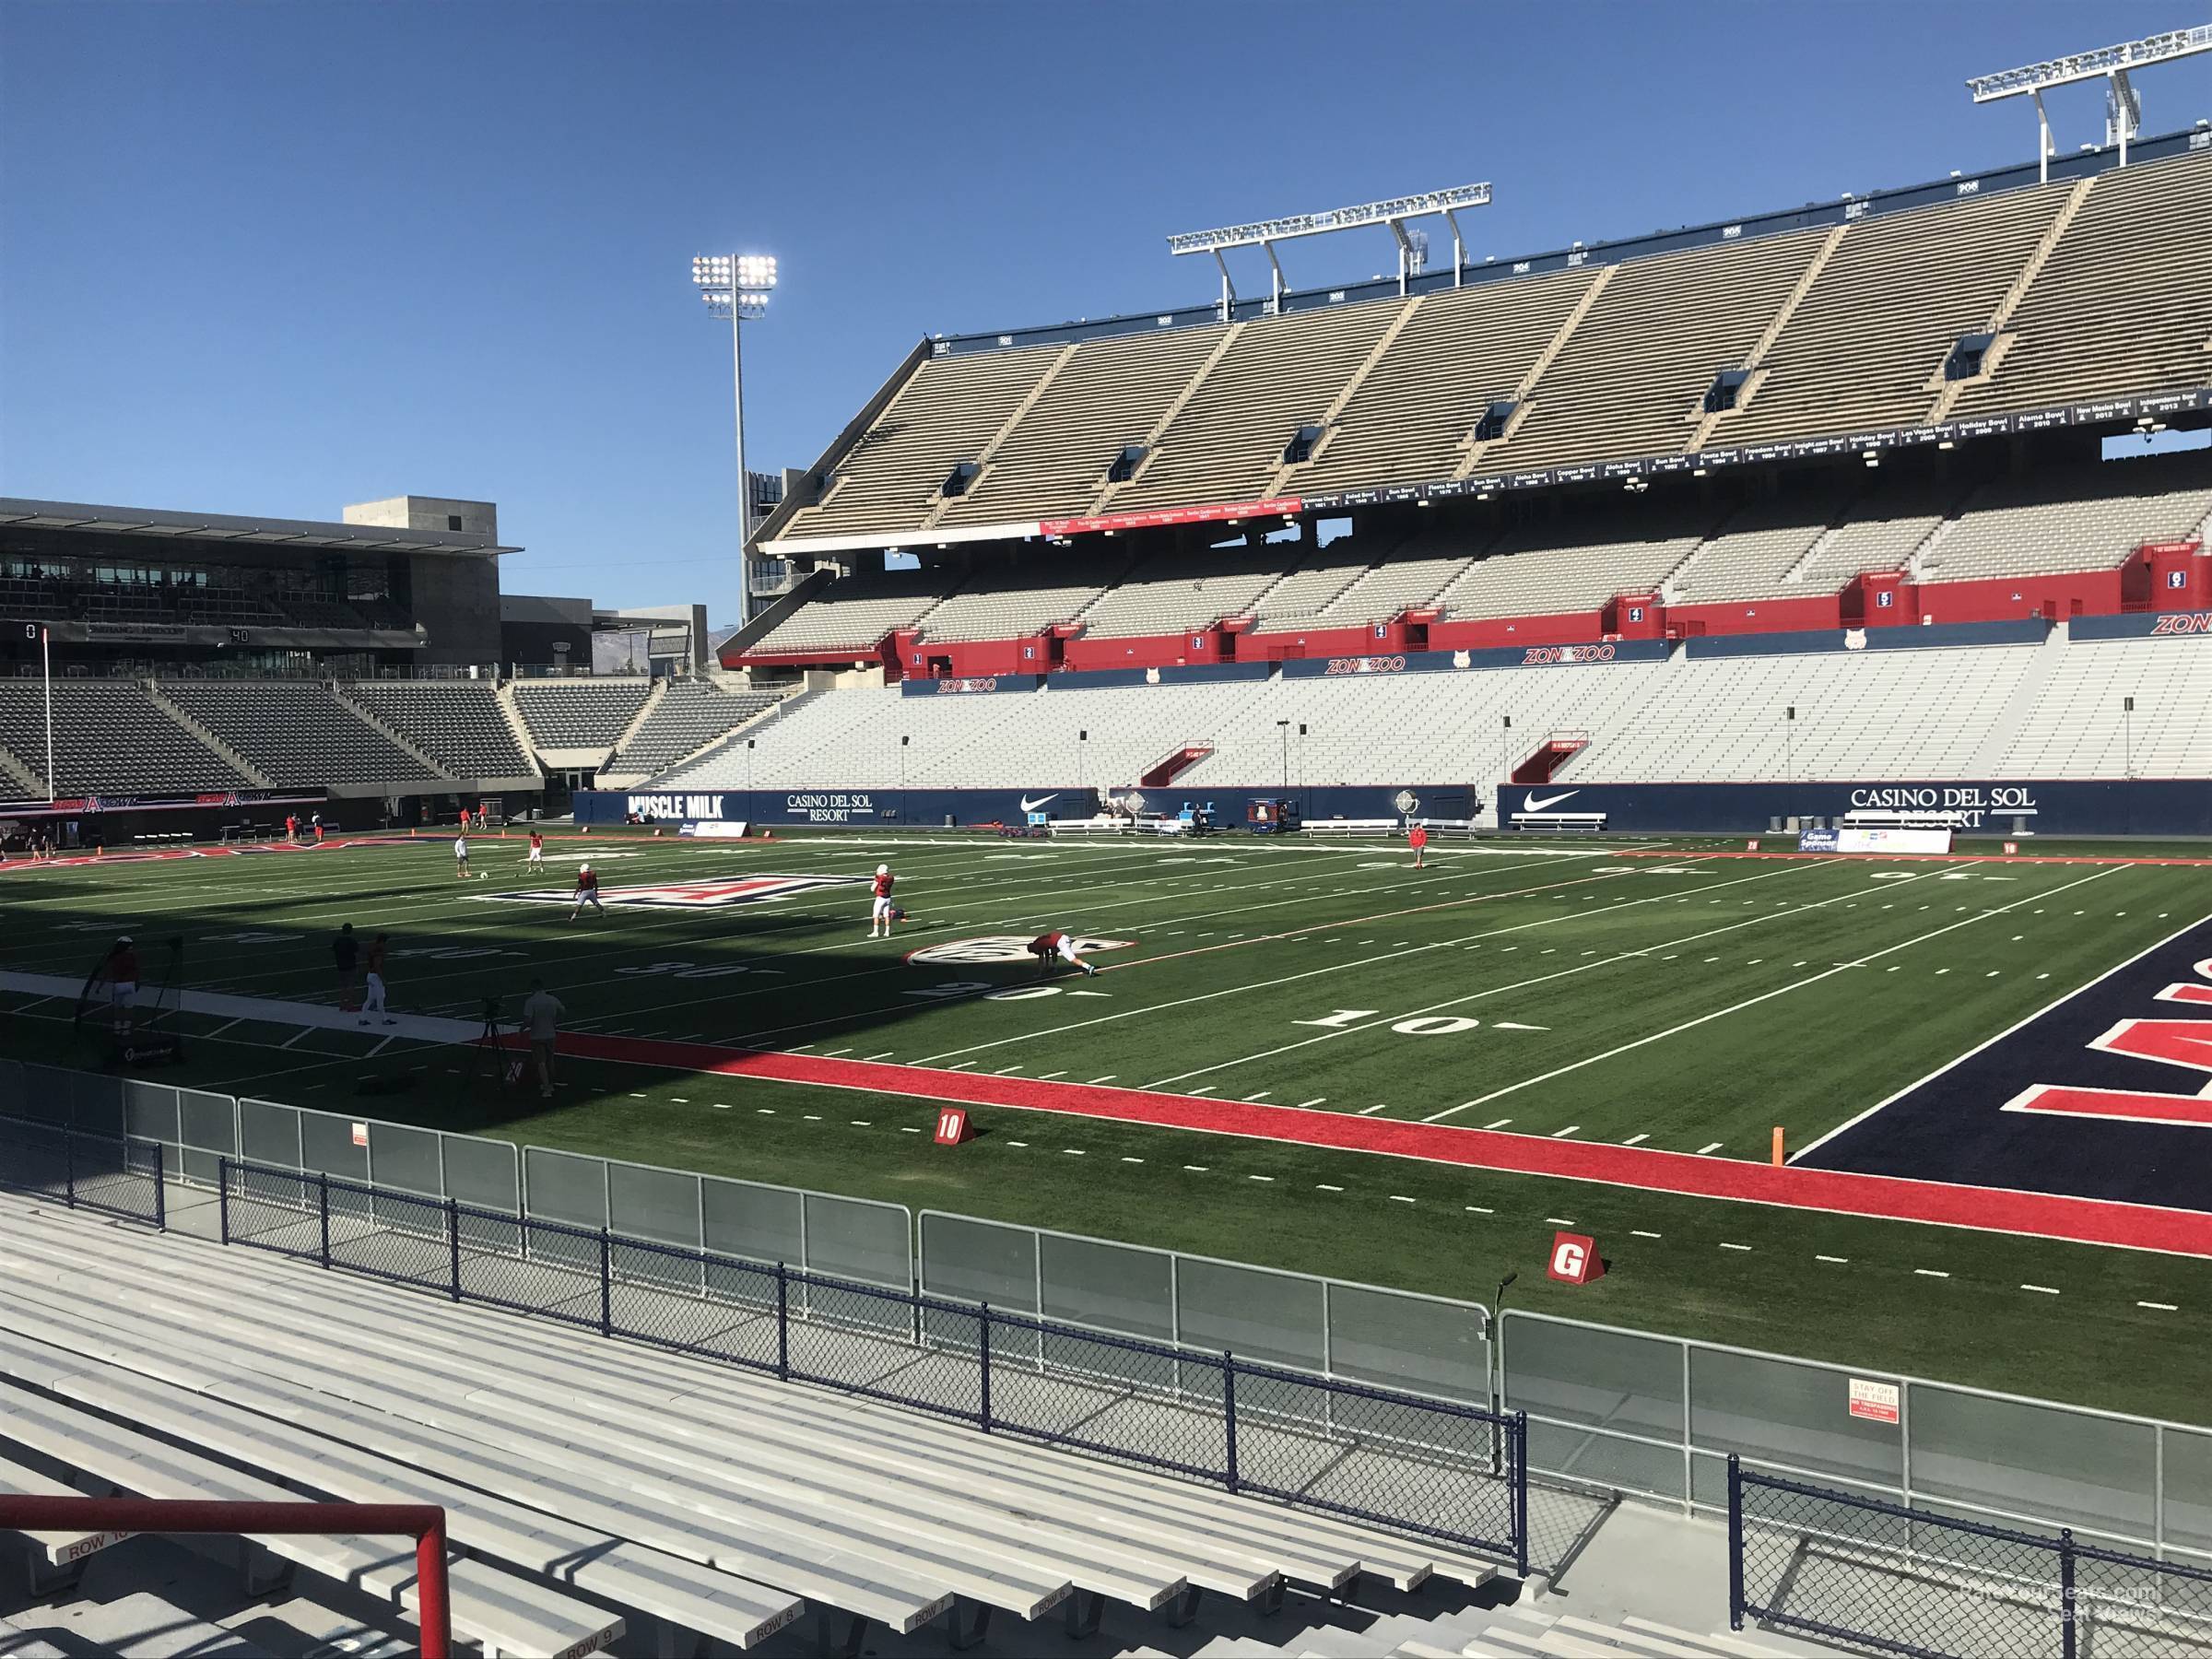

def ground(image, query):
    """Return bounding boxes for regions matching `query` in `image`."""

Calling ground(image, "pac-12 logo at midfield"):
[484,874,863,909]
[906,935,1135,965]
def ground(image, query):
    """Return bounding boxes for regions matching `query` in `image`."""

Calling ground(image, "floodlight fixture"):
[689,250,780,623]
[1967,24,2211,177]
[1167,182,1492,317]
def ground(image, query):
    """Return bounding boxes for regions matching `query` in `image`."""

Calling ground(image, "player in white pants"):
[571,863,604,919]
[1027,930,1098,978]
[869,864,898,937]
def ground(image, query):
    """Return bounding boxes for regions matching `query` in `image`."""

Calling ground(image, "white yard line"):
[1140,859,1858,1089]
[1421,865,2118,1124]
[1790,899,2206,1163]
[909,855,1783,1070]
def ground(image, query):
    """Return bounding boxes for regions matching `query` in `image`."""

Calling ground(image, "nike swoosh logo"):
[1018,794,1057,813]
[1522,791,1579,813]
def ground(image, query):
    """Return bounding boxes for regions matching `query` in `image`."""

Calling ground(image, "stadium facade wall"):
[577,782,1486,829]
[1495,779,2212,837]
[826,564,2186,683]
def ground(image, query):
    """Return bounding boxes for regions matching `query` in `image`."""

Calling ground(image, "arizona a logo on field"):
[905,935,1135,965]
[483,874,863,909]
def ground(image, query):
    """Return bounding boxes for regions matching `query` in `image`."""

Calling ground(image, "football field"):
[5,827,2211,1421]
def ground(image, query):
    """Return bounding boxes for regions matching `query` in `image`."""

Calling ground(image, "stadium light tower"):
[1967,25,2212,179]
[691,253,778,625]
[1168,183,1491,318]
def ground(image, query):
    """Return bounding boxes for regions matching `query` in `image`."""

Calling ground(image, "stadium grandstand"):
[11,20,2212,1657]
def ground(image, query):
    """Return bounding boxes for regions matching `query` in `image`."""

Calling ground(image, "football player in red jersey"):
[869,863,900,938]
[1408,822,1430,868]
[1027,930,1098,979]
[570,863,604,920]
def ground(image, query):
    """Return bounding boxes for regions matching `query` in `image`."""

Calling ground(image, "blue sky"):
[3,2,2206,622]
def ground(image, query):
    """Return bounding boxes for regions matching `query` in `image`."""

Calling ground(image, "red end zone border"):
[549,1032,2212,1260]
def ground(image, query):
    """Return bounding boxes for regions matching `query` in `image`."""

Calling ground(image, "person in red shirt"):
[570,862,603,921]
[1027,930,1098,979]
[1407,822,1430,868]
[524,830,545,870]
[285,814,298,842]
[869,863,899,938]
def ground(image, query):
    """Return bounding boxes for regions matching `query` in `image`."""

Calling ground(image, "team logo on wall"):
[1844,629,1869,650]
[1393,790,1420,815]
[1119,791,1148,814]
[484,874,863,909]
[906,935,1136,965]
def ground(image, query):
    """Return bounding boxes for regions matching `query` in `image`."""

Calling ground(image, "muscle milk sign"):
[627,793,728,821]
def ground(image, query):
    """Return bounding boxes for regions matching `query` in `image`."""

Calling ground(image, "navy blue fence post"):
[1727,1454,1746,1630]
[597,1228,612,1337]
[2059,1527,2077,1659]
[1223,1352,1239,1495]
[62,1128,75,1209]
[978,1303,992,1433]
[152,1150,165,1231]
[317,1171,330,1268]
[774,1261,790,1382]
[445,1197,461,1301]
[218,1157,231,1246]
[1512,1411,1531,1581]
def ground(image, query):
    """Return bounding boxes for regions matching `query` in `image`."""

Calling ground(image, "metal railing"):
[0,1117,165,1228]
[214,1154,1528,1570]
[1501,1309,2212,1570]
[1730,1457,2212,1658]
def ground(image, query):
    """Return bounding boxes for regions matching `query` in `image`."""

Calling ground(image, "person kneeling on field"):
[1027,929,1098,978]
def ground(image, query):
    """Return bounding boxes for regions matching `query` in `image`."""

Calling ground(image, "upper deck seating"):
[347,681,533,779]
[159,681,436,786]
[0,682,247,796]
[606,682,782,774]
[511,678,653,751]
[1920,453,2212,583]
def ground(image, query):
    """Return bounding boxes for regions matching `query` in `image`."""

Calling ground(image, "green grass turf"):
[4,829,2210,1422]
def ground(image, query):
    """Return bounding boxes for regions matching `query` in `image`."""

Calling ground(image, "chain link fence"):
[213,1153,1528,1569]
[0,1116,166,1228]
[1732,1458,2212,1657]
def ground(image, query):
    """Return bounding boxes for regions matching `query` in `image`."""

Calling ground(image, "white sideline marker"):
[1485,1118,1512,1130]
[1816,1254,1850,1264]
[2021,1284,2060,1295]
[1630,1229,1663,1239]
[1697,1141,1724,1154]
[2139,1300,2179,1312]
[1914,1269,1952,1278]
